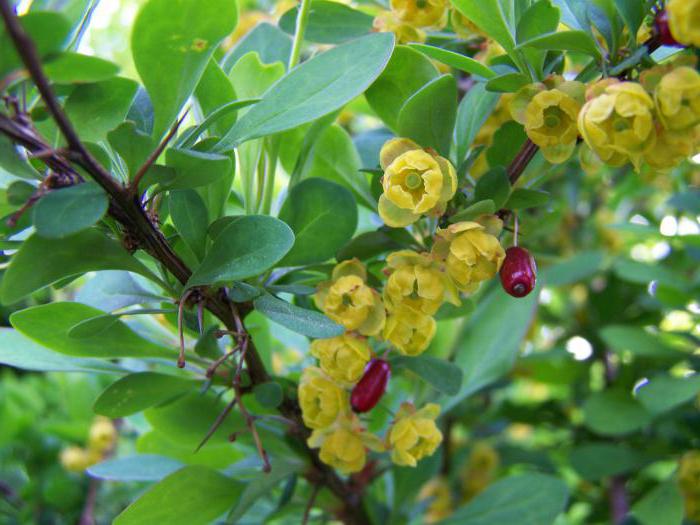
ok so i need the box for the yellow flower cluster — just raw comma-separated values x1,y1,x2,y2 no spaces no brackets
667,0,700,47
59,416,117,473
373,0,448,44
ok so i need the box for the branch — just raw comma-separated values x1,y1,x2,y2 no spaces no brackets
0,3,370,522
506,139,538,185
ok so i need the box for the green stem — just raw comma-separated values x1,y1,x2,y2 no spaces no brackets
288,0,313,69
261,138,280,215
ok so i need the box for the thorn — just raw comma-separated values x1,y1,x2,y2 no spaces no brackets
195,394,237,452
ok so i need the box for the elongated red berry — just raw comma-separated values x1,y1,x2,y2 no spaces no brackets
500,246,537,298
654,10,681,47
351,359,390,413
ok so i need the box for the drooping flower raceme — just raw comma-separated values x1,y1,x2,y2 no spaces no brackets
314,259,385,336
378,138,457,227
432,220,505,292
310,334,371,387
298,367,348,429
389,402,443,467
383,250,459,315
578,80,656,169
667,0,700,47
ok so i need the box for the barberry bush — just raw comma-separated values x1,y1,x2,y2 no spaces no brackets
0,0,698,523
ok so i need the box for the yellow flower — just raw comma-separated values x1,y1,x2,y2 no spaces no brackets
383,250,459,315
310,334,371,387
461,442,499,502
655,67,700,131
419,477,453,523
643,124,698,171
298,367,347,429
88,416,117,453
308,414,384,474
383,303,436,356
389,402,443,467
390,0,448,29
511,83,583,164
578,80,656,169
667,0,700,47
59,446,99,473
432,220,505,292
379,138,457,227
314,259,385,336
373,11,426,44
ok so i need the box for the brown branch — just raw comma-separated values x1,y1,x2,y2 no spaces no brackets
78,478,99,525
506,139,539,185
0,4,371,522
303,483,321,525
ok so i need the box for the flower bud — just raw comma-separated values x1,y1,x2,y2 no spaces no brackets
499,247,537,298
351,359,391,413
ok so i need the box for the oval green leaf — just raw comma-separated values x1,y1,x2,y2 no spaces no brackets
32,183,109,239
253,293,344,338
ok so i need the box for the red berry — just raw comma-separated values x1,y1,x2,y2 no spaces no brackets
654,10,681,47
351,359,390,413
500,246,537,298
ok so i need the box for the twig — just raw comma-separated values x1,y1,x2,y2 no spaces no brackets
302,483,320,525
78,478,99,525
195,394,238,453
177,288,196,368
506,139,539,185
130,110,188,195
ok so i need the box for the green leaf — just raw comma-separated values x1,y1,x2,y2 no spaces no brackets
409,43,495,78
438,473,569,525
0,328,122,374
631,478,685,525
397,74,457,156
253,381,284,408
0,12,71,77
486,71,530,94
474,167,511,209
180,99,260,149
391,355,463,396
64,77,139,142
279,0,374,44
279,178,357,266
454,84,500,164
0,134,40,180
0,229,161,305
131,0,238,138
540,250,604,286
222,22,292,71
337,229,405,261
107,122,155,179
486,121,527,167
366,45,439,132
599,325,685,360
451,0,516,53
303,124,375,210
113,466,243,525
164,148,233,190
216,32,394,149
88,455,184,482
613,258,682,287
636,374,700,415
44,52,119,84
169,190,209,261
445,285,539,411
32,183,109,239
187,216,294,287
94,372,195,418
194,59,238,138
517,30,601,58
516,0,561,76
505,188,550,210
253,293,344,338
570,443,649,481
145,392,243,447
10,302,173,359
583,390,652,436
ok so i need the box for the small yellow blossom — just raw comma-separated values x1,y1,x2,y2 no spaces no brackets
383,250,459,315
373,11,426,44
383,303,437,356
578,80,656,169
308,414,384,474
461,442,499,502
390,0,448,29
667,0,700,47
389,402,443,467
379,138,457,227
59,446,98,473
432,220,505,292
450,8,483,40
654,67,700,131
314,259,385,336
419,477,453,523
310,334,371,387
644,124,698,171
88,416,117,453
298,367,347,429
